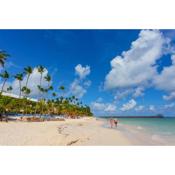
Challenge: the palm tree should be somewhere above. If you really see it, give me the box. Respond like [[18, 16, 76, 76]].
[[59, 85, 65, 91], [0, 70, 10, 93], [14, 73, 23, 98], [23, 66, 33, 98], [48, 85, 53, 91], [37, 66, 45, 103], [0, 51, 9, 67], [44, 74, 54, 101], [44, 74, 52, 92], [37, 85, 45, 116], [52, 92, 57, 98], [22, 86, 31, 97], [7, 86, 13, 92], [24, 66, 33, 88], [37, 65, 45, 87], [44, 74, 51, 87], [59, 85, 65, 99], [21, 86, 31, 114]]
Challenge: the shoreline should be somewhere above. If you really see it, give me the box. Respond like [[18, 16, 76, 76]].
[[115, 121, 175, 146]]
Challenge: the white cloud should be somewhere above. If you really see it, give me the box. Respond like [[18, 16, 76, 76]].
[[91, 101, 116, 113], [164, 103, 175, 109], [135, 105, 144, 111], [83, 80, 91, 87], [114, 88, 133, 100], [133, 87, 144, 98], [149, 105, 155, 111], [154, 55, 175, 92], [75, 64, 90, 79], [70, 79, 88, 98], [0, 81, 12, 92], [104, 30, 167, 90], [163, 91, 175, 101], [104, 104, 117, 112], [91, 102, 105, 111], [69, 64, 91, 98], [114, 87, 144, 101], [103, 30, 175, 103], [120, 99, 137, 111], [171, 54, 175, 64]]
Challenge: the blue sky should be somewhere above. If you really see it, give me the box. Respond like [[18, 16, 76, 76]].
[[1, 29, 175, 116]]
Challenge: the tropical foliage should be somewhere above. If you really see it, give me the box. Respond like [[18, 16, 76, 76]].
[[0, 94, 92, 117], [0, 70, 9, 93], [0, 50, 9, 67], [0, 51, 93, 118]]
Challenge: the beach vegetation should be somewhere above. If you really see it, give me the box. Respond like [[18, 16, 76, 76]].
[[0, 51, 93, 119]]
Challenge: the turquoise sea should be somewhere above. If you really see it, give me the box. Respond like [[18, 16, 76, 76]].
[[101, 117, 175, 145], [118, 118, 175, 134]]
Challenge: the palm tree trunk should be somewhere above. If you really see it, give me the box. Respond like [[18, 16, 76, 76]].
[[19, 81, 22, 98], [26, 74, 30, 87], [25, 74, 30, 99], [39, 73, 43, 117], [25, 74, 30, 97], [40, 73, 43, 87], [1, 79, 7, 93], [39, 73, 43, 100]]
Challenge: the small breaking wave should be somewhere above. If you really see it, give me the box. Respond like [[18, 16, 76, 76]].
[[137, 126, 143, 130]]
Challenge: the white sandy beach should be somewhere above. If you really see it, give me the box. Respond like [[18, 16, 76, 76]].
[[0, 118, 131, 146], [1, 117, 174, 146]]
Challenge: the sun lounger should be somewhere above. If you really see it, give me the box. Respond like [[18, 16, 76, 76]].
[[0, 114, 8, 122]]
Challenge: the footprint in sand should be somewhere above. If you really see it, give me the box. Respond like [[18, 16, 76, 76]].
[[57, 125, 67, 134]]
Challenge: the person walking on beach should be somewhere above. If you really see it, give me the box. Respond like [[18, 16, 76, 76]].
[[114, 119, 118, 127], [109, 118, 114, 128], [110, 118, 118, 128]]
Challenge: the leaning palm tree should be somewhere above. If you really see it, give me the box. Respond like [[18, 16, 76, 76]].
[[24, 66, 33, 88], [44, 74, 54, 102], [37, 65, 45, 87], [23, 66, 33, 98], [37, 85, 45, 116], [44, 74, 51, 87], [37, 85, 45, 96], [0, 70, 10, 93], [50, 92, 57, 115], [37, 65, 45, 102], [44, 74, 51, 93], [0, 51, 9, 67], [14, 73, 23, 98], [21, 86, 31, 114]]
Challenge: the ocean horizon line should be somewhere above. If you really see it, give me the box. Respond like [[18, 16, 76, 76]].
[[97, 115, 175, 118]]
